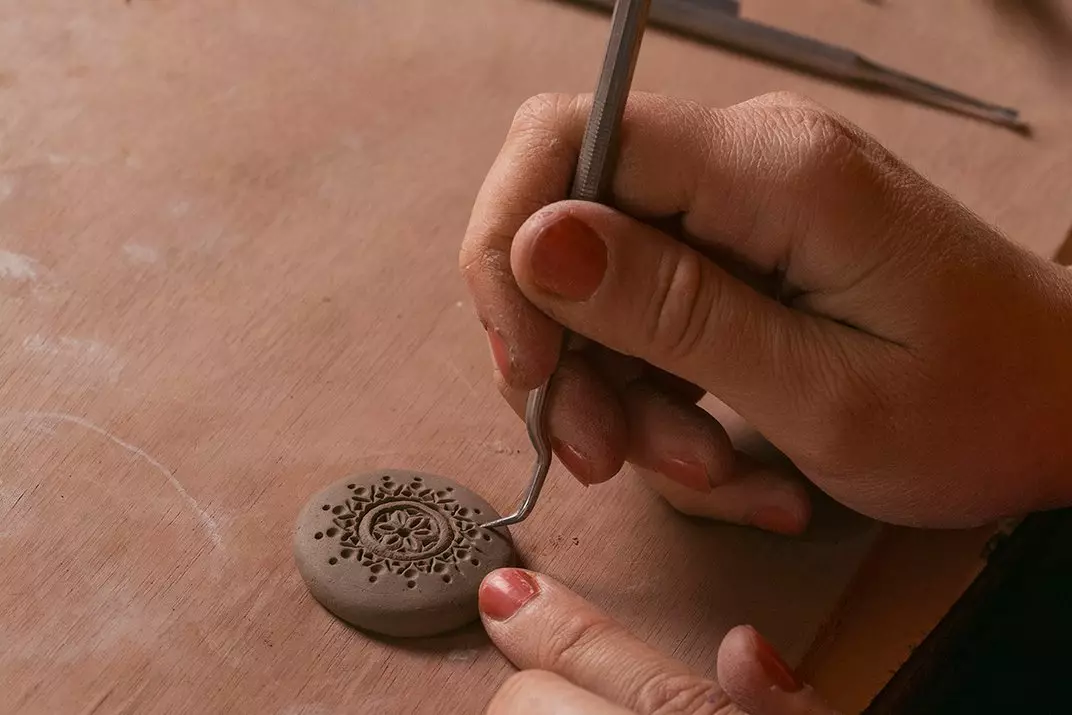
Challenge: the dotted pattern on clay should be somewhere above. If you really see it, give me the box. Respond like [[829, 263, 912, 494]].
[[312, 474, 493, 586]]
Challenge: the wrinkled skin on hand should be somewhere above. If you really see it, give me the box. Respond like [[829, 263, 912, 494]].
[[460, 91, 1072, 532]]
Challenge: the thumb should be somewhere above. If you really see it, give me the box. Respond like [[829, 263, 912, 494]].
[[509, 200, 834, 420], [717, 626, 841, 715]]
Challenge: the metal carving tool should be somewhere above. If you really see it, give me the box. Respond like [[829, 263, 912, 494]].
[[566, 0, 1025, 131], [481, 0, 650, 530]]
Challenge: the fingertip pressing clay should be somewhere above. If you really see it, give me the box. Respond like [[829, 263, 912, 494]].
[[293, 470, 515, 637]]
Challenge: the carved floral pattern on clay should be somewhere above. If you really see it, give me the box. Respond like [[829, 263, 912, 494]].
[[371, 507, 438, 553], [314, 474, 492, 581]]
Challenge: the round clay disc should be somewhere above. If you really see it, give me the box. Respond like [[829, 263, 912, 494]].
[[293, 470, 515, 638]]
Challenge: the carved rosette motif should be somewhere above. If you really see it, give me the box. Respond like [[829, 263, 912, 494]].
[[313, 473, 491, 583]]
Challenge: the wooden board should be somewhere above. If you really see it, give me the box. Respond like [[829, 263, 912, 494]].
[[1, 1, 1070, 712]]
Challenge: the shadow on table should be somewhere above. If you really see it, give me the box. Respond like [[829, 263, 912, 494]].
[[376, 620, 491, 654]]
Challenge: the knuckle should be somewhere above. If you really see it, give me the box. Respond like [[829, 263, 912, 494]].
[[487, 670, 558, 713], [511, 92, 576, 137], [507, 93, 588, 170], [759, 104, 886, 230], [537, 610, 620, 673], [755, 100, 872, 188], [644, 249, 716, 364], [790, 107, 867, 174], [634, 671, 729, 715], [757, 89, 816, 108], [456, 239, 497, 287]]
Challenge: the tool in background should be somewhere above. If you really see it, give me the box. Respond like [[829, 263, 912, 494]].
[[566, 0, 1025, 131], [481, 0, 651, 530]]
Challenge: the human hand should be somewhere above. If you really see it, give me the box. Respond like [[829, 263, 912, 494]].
[[459, 91, 1072, 530], [479, 568, 839, 715]]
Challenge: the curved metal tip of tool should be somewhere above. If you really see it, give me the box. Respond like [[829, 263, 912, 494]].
[[481, 382, 554, 530], [480, 513, 521, 530], [480, 443, 552, 529]]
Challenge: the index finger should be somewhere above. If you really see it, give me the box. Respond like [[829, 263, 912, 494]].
[[460, 93, 588, 389]]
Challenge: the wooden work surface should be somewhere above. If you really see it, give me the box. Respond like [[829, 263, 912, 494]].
[[2, 1, 1071, 713]]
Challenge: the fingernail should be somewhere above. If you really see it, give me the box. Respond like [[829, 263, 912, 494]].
[[528, 214, 607, 301], [659, 459, 712, 493], [485, 325, 512, 381], [479, 569, 539, 621], [751, 628, 802, 693], [552, 437, 595, 486], [750, 506, 803, 536]]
